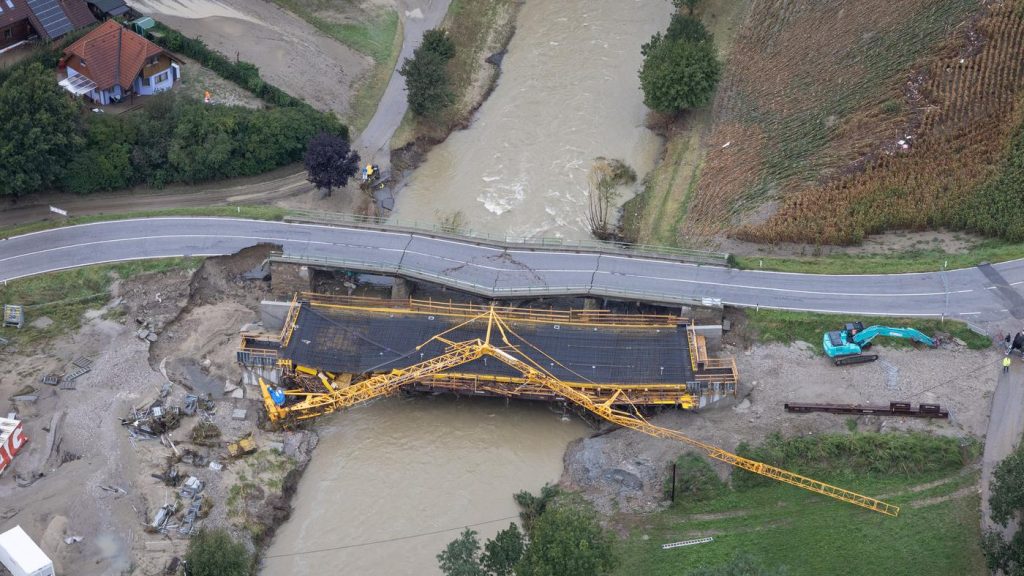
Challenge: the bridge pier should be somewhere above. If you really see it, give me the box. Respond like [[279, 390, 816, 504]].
[[270, 262, 310, 299], [392, 277, 413, 300]]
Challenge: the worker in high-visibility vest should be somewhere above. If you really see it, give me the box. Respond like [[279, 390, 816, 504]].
[[1004, 356, 1012, 373]]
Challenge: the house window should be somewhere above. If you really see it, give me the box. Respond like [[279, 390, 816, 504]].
[[3, 30, 11, 40], [147, 55, 159, 66], [80, 58, 86, 67], [154, 71, 169, 84]]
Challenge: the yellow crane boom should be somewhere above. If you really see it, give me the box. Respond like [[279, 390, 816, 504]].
[[258, 308, 899, 517]]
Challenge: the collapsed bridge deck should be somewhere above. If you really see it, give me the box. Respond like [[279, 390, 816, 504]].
[[283, 303, 694, 384], [240, 295, 738, 408]]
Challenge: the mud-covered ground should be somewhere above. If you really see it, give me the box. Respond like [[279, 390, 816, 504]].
[[562, 330, 999, 517], [0, 246, 313, 575]]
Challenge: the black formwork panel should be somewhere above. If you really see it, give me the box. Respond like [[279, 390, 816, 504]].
[[281, 303, 692, 384]]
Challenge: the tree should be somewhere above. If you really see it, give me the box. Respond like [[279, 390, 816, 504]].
[[400, 28, 456, 118], [983, 445, 1024, 574], [481, 523, 524, 576], [303, 131, 360, 197], [665, 14, 712, 44], [0, 62, 81, 197], [184, 529, 252, 576], [516, 500, 617, 576], [639, 35, 720, 113], [437, 528, 487, 576], [513, 484, 560, 534], [420, 28, 456, 60], [673, 0, 701, 15], [64, 115, 136, 194]]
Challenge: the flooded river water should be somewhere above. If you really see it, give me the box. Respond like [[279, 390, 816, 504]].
[[261, 397, 587, 575], [264, 2, 669, 573], [390, 0, 669, 240]]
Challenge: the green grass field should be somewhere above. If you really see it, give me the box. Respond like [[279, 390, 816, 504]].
[[614, 433, 985, 576], [0, 258, 201, 346], [268, 1, 401, 133], [0, 205, 286, 240], [615, 470, 983, 575], [733, 239, 1024, 275], [745, 309, 991, 353]]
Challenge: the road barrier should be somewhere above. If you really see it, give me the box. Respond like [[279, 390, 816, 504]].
[[284, 209, 731, 267], [267, 252, 724, 309]]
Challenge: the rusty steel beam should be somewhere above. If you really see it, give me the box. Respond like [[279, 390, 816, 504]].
[[784, 402, 948, 418]]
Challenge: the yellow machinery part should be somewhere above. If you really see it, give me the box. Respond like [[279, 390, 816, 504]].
[[257, 308, 899, 517]]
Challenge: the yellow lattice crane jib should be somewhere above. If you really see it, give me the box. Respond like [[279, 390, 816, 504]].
[[258, 307, 899, 517]]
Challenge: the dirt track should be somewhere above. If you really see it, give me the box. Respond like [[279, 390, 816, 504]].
[[127, 0, 370, 118], [0, 0, 452, 230]]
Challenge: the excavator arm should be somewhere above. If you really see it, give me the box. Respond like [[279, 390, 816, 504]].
[[852, 326, 936, 348], [259, 308, 900, 516]]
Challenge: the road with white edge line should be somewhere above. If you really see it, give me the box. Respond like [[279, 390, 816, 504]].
[[2, 217, 1022, 322]]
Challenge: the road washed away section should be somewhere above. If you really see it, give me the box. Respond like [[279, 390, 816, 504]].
[[0, 218, 1014, 320]]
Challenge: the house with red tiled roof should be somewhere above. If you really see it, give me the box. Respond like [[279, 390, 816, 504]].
[[59, 19, 181, 105], [0, 0, 96, 51]]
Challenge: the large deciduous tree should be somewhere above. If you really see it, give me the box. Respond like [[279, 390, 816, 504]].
[[983, 445, 1024, 575], [303, 131, 360, 197], [639, 15, 720, 114], [0, 63, 81, 197], [437, 528, 487, 576], [481, 523, 524, 576], [516, 501, 617, 576]]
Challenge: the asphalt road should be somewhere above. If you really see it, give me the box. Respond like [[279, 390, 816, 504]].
[[2, 217, 1023, 321]]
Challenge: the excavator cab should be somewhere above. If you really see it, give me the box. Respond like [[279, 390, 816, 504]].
[[844, 322, 865, 336]]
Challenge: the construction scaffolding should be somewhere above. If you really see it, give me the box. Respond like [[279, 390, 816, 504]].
[[240, 294, 738, 409], [245, 301, 898, 517]]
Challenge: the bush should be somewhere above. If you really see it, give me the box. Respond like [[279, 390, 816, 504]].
[[400, 28, 457, 117], [982, 443, 1024, 574], [184, 529, 252, 576], [516, 496, 618, 576], [665, 453, 725, 503], [639, 32, 720, 113], [64, 115, 136, 194], [0, 63, 81, 197], [732, 432, 976, 489]]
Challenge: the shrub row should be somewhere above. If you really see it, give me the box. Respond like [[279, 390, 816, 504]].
[[733, 431, 976, 489], [64, 92, 340, 193]]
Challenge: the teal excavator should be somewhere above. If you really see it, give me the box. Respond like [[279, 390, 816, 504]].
[[822, 322, 937, 366]]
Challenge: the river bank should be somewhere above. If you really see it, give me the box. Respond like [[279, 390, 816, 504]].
[[389, 0, 668, 240], [389, 0, 521, 173]]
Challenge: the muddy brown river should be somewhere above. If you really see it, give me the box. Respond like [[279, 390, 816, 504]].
[[261, 397, 586, 575], [265, 2, 669, 573], [390, 0, 669, 240]]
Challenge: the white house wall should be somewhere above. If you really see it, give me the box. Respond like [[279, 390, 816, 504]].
[[138, 65, 175, 96]]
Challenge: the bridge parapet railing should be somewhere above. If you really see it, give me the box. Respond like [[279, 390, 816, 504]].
[[283, 210, 730, 267], [267, 252, 724, 308]]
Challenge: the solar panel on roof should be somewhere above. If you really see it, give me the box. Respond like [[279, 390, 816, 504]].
[[26, 0, 74, 38]]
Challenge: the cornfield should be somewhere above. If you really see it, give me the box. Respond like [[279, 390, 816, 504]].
[[680, 0, 981, 240], [736, 1, 1024, 244]]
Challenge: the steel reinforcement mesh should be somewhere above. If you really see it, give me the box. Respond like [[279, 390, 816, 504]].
[[281, 303, 693, 384]]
